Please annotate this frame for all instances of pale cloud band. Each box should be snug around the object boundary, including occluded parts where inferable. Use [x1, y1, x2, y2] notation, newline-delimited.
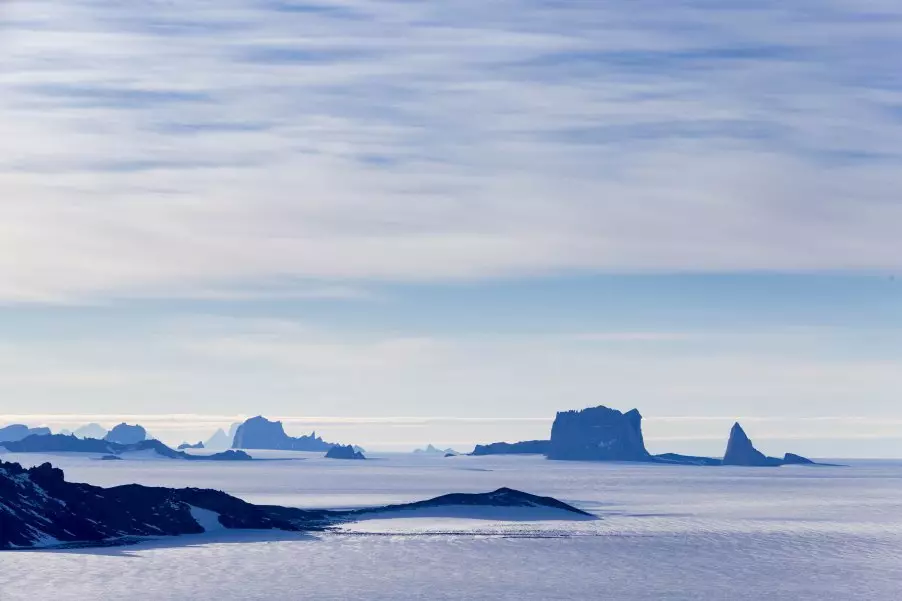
[1, 0, 901, 302]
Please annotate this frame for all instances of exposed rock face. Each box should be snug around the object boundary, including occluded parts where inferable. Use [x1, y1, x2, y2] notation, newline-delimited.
[547, 406, 651, 461]
[0, 460, 590, 549]
[782, 452, 815, 465]
[471, 440, 550, 456]
[231, 416, 335, 451]
[0, 434, 253, 461]
[0, 425, 51, 442]
[325, 445, 366, 460]
[349, 487, 593, 518]
[721, 423, 819, 466]
[178, 441, 205, 450]
[0, 460, 334, 549]
[2, 434, 117, 454]
[722, 423, 784, 466]
[73, 423, 108, 440]
[104, 423, 147, 445]
[653, 453, 723, 466]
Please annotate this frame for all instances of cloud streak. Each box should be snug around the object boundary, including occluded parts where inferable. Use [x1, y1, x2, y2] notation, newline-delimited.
[0, 0, 900, 301]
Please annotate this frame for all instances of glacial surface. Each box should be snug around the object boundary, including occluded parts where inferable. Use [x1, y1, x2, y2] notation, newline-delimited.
[0, 451, 899, 600]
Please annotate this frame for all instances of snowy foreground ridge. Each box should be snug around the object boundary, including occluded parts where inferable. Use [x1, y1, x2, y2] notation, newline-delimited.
[0, 460, 593, 549]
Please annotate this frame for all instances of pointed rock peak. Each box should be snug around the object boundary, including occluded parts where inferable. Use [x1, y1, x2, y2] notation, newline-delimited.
[723, 422, 772, 466]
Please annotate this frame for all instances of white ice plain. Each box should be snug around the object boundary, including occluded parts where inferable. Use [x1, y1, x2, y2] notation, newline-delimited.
[0, 451, 900, 600]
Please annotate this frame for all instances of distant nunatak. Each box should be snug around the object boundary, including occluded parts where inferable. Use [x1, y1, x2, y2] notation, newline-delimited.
[471, 405, 828, 467]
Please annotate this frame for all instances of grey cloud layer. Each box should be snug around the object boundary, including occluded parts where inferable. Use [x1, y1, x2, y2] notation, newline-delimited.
[1, 0, 901, 300]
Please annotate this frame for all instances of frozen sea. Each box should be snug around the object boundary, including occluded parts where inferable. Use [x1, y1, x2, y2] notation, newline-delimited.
[1, 451, 900, 600]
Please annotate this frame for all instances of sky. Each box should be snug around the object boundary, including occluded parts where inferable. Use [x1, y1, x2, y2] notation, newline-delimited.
[0, 1, 900, 455]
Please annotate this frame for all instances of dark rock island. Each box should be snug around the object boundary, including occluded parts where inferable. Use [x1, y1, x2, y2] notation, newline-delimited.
[0, 434, 252, 461]
[0, 460, 591, 549]
[104, 423, 147, 445]
[547, 406, 651, 461]
[721, 422, 816, 467]
[178, 441, 205, 450]
[471, 440, 550, 456]
[0, 424, 51, 442]
[325, 445, 366, 460]
[469, 405, 824, 467]
[231, 416, 336, 451]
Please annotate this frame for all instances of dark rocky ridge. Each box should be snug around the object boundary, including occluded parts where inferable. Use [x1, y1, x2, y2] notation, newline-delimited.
[0, 460, 591, 549]
[468, 405, 823, 467]
[471, 440, 550, 456]
[0, 424, 51, 442]
[722, 423, 816, 467]
[232, 416, 336, 451]
[348, 487, 594, 517]
[0, 434, 252, 461]
[325, 445, 366, 460]
[178, 441, 205, 450]
[104, 423, 147, 445]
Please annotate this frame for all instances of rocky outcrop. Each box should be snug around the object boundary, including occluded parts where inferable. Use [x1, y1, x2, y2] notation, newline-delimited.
[0, 460, 334, 549]
[1, 434, 117, 454]
[782, 452, 815, 465]
[325, 445, 366, 460]
[653, 453, 723, 466]
[178, 441, 205, 450]
[104, 423, 147, 445]
[0, 434, 253, 461]
[722, 423, 818, 466]
[0, 424, 51, 442]
[231, 416, 335, 451]
[347, 487, 593, 518]
[547, 406, 651, 461]
[0, 460, 591, 549]
[471, 440, 550, 455]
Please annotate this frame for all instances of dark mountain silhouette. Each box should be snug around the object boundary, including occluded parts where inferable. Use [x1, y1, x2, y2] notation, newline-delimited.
[231, 416, 336, 451]
[467, 405, 825, 467]
[325, 445, 366, 460]
[104, 423, 147, 445]
[722, 423, 816, 466]
[178, 441, 205, 450]
[548, 406, 651, 461]
[782, 452, 815, 465]
[0, 460, 591, 549]
[471, 440, 550, 455]
[347, 487, 593, 518]
[653, 453, 723, 466]
[0, 424, 51, 442]
[0, 434, 251, 461]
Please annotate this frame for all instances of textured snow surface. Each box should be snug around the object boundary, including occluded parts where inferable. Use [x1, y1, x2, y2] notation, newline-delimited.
[0, 452, 900, 600]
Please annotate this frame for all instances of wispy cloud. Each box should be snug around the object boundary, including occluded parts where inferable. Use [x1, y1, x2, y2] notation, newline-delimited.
[0, 0, 900, 301]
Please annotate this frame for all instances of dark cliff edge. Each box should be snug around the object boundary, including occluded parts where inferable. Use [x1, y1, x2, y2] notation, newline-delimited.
[0, 460, 593, 549]
[722, 423, 822, 467]
[0, 435, 252, 461]
[547, 406, 651, 462]
[470, 440, 550, 456]
[325, 445, 366, 460]
[467, 405, 832, 467]
[231, 416, 338, 451]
